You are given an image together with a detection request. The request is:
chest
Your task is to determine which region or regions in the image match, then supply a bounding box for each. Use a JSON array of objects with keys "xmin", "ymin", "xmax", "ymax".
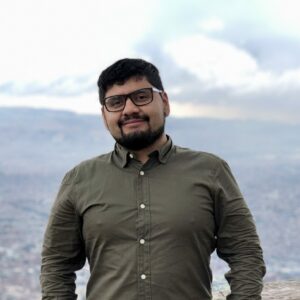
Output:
[{"xmin": 77, "ymin": 168, "xmax": 216, "ymax": 243}]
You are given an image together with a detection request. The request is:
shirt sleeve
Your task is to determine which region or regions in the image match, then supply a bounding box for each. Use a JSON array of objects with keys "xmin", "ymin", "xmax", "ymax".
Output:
[
  {"xmin": 213, "ymin": 159, "xmax": 266, "ymax": 300},
  {"xmin": 40, "ymin": 168, "xmax": 86, "ymax": 300}
]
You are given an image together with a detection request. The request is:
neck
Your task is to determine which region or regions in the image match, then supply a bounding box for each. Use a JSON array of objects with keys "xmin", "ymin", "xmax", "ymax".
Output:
[{"xmin": 132, "ymin": 134, "xmax": 168, "ymax": 164}]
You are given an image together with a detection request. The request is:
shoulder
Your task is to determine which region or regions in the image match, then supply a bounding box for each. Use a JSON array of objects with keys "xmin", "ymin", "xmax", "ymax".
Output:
[
  {"xmin": 167, "ymin": 144, "xmax": 229, "ymax": 179},
  {"xmin": 173, "ymin": 144, "xmax": 225, "ymax": 167},
  {"xmin": 61, "ymin": 152, "xmax": 113, "ymax": 185}
]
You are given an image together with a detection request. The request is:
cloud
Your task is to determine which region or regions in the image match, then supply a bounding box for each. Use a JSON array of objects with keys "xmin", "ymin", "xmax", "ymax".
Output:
[
  {"xmin": 0, "ymin": 92, "xmax": 101, "ymax": 115},
  {"xmin": 197, "ymin": 17, "xmax": 225, "ymax": 33},
  {"xmin": 244, "ymin": 37, "xmax": 300, "ymax": 72},
  {"xmin": 0, "ymin": 0, "xmax": 156, "ymax": 83},
  {"xmin": 164, "ymin": 35, "xmax": 259, "ymax": 88},
  {"xmin": 1, "ymin": 0, "xmax": 300, "ymax": 124},
  {"xmin": 160, "ymin": 34, "xmax": 300, "ymax": 123},
  {"xmin": 163, "ymin": 33, "xmax": 300, "ymax": 96},
  {"xmin": 145, "ymin": 1, "xmax": 300, "ymax": 73},
  {"xmin": 0, "ymin": 75, "xmax": 95, "ymax": 97}
]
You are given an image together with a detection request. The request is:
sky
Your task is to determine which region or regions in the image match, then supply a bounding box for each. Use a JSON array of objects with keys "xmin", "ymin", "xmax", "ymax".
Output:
[{"xmin": 1, "ymin": 0, "xmax": 300, "ymax": 123}]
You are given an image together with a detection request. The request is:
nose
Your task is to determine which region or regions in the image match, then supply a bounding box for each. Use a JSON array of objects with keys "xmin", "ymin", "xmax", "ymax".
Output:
[{"xmin": 122, "ymin": 97, "xmax": 140, "ymax": 114}]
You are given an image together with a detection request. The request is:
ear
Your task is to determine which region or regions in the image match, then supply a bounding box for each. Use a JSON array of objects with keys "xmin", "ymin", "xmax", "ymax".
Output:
[
  {"xmin": 101, "ymin": 106, "xmax": 109, "ymax": 130},
  {"xmin": 161, "ymin": 91, "xmax": 170, "ymax": 117}
]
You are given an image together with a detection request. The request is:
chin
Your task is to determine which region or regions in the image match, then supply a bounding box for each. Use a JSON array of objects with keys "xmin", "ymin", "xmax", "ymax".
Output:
[{"xmin": 115, "ymin": 124, "xmax": 165, "ymax": 151}]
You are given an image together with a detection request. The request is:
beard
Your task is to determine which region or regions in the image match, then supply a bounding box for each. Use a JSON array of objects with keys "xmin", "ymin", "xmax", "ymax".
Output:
[{"xmin": 115, "ymin": 115, "xmax": 165, "ymax": 151}]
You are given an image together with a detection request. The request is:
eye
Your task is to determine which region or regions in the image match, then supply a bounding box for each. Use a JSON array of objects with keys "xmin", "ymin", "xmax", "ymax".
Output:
[
  {"xmin": 137, "ymin": 93, "xmax": 147, "ymax": 100},
  {"xmin": 133, "ymin": 89, "xmax": 152, "ymax": 103},
  {"xmin": 107, "ymin": 96, "xmax": 123, "ymax": 108}
]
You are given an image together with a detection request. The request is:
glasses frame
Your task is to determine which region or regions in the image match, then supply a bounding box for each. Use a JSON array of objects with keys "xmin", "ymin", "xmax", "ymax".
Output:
[{"xmin": 103, "ymin": 87, "xmax": 162, "ymax": 112}]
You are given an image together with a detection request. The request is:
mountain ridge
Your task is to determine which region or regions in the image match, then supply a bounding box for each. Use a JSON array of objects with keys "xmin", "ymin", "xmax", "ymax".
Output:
[{"xmin": 1, "ymin": 107, "xmax": 299, "ymax": 299}]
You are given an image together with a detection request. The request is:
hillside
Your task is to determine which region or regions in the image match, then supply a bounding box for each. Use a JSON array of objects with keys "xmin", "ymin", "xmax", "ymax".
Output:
[{"xmin": 0, "ymin": 107, "xmax": 299, "ymax": 299}]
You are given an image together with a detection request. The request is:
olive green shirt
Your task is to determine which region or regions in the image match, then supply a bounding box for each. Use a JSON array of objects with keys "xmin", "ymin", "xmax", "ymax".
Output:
[{"xmin": 40, "ymin": 137, "xmax": 265, "ymax": 300}]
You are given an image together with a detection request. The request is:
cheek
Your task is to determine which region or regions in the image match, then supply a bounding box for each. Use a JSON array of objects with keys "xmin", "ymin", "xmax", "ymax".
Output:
[
  {"xmin": 150, "ymin": 110, "xmax": 165, "ymax": 126},
  {"xmin": 105, "ymin": 115, "xmax": 121, "ymax": 134}
]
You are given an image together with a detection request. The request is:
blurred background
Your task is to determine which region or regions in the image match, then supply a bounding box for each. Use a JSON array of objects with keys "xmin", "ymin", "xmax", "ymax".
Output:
[{"xmin": 0, "ymin": 0, "xmax": 299, "ymax": 299}]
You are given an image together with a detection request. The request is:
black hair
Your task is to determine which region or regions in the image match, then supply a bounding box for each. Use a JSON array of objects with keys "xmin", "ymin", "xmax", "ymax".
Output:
[{"xmin": 97, "ymin": 58, "xmax": 164, "ymax": 104}]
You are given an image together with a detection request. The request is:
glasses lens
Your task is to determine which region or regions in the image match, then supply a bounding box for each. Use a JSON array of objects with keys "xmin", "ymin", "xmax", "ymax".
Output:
[
  {"xmin": 131, "ymin": 89, "xmax": 152, "ymax": 105},
  {"xmin": 105, "ymin": 96, "xmax": 125, "ymax": 111}
]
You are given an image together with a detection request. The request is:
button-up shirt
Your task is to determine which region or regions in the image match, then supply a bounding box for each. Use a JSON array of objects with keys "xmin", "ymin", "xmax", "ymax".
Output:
[{"xmin": 40, "ymin": 137, "xmax": 266, "ymax": 299}]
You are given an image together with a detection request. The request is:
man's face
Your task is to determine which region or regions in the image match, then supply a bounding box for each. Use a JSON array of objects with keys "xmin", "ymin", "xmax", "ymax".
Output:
[{"xmin": 101, "ymin": 76, "xmax": 170, "ymax": 150}]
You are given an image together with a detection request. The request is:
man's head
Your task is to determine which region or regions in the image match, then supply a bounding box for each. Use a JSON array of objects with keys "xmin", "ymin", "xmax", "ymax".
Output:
[
  {"xmin": 98, "ymin": 58, "xmax": 164, "ymax": 105},
  {"xmin": 98, "ymin": 58, "xmax": 170, "ymax": 151}
]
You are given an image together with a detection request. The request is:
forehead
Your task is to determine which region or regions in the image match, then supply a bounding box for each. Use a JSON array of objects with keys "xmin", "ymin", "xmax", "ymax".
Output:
[{"xmin": 105, "ymin": 76, "xmax": 152, "ymax": 97}]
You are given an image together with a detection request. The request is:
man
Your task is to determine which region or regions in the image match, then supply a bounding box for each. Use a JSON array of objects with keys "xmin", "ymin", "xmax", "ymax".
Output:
[{"xmin": 40, "ymin": 58, "xmax": 266, "ymax": 299}]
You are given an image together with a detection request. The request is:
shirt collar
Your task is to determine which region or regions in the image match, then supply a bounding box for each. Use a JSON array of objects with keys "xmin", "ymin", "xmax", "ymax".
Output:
[{"xmin": 113, "ymin": 135, "xmax": 174, "ymax": 168}]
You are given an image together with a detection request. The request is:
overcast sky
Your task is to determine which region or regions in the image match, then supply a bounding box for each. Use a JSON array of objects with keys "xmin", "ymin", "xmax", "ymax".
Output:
[{"xmin": 1, "ymin": 0, "xmax": 300, "ymax": 123}]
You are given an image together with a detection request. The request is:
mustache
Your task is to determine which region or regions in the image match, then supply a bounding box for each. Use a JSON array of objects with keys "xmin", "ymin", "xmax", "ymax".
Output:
[{"xmin": 118, "ymin": 114, "xmax": 150, "ymax": 126}]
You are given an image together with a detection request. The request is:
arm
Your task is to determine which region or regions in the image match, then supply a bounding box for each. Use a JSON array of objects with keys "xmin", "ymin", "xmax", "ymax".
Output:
[
  {"xmin": 214, "ymin": 160, "xmax": 266, "ymax": 300},
  {"xmin": 40, "ymin": 168, "xmax": 86, "ymax": 300}
]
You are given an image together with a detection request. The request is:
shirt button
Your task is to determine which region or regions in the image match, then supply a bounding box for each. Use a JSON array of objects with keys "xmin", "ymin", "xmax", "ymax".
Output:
[
  {"xmin": 139, "ymin": 170, "xmax": 145, "ymax": 176},
  {"xmin": 139, "ymin": 238, "xmax": 145, "ymax": 244},
  {"xmin": 140, "ymin": 203, "xmax": 146, "ymax": 209},
  {"xmin": 141, "ymin": 274, "xmax": 146, "ymax": 280}
]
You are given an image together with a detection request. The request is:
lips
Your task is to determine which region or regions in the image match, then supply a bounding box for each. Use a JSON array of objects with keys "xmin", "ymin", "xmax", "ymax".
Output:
[
  {"xmin": 119, "ymin": 115, "xmax": 149, "ymax": 127},
  {"xmin": 122, "ymin": 118, "xmax": 145, "ymax": 126}
]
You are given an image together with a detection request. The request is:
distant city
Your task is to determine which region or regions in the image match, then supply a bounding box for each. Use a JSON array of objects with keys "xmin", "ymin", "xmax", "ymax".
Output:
[{"xmin": 1, "ymin": 107, "xmax": 299, "ymax": 299}]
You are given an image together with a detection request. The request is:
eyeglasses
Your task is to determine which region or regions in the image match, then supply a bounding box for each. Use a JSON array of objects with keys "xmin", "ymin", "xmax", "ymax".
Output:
[{"xmin": 103, "ymin": 87, "xmax": 162, "ymax": 112}]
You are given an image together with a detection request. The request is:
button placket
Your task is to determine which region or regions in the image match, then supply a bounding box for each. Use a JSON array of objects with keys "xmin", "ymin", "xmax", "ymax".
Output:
[{"xmin": 136, "ymin": 169, "xmax": 151, "ymax": 299}]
